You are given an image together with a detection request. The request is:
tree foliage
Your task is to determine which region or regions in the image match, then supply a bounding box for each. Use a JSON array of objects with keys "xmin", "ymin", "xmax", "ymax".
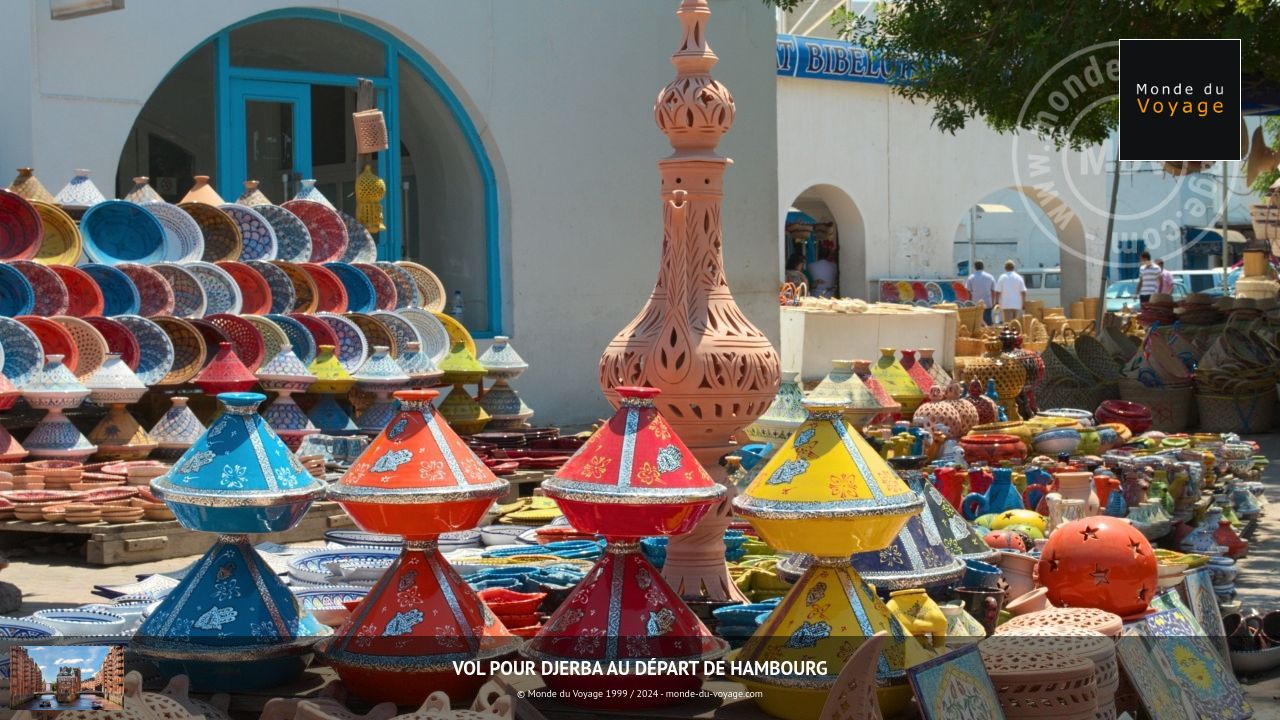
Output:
[{"xmin": 766, "ymin": 0, "xmax": 1280, "ymax": 150}]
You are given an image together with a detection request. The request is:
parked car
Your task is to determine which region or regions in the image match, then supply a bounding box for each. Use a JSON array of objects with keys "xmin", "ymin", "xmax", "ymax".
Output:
[
  {"xmin": 1104, "ymin": 279, "xmax": 1189, "ymax": 312},
  {"xmin": 1022, "ymin": 267, "xmax": 1062, "ymax": 306}
]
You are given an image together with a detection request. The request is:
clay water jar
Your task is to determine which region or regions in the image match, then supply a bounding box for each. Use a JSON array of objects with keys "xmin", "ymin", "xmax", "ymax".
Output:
[{"xmin": 998, "ymin": 551, "xmax": 1039, "ymax": 600}]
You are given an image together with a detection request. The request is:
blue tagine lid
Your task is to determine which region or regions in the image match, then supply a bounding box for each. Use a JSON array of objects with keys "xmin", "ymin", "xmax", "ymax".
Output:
[
  {"xmin": 151, "ymin": 392, "xmax": 325, "ymax": 534},
  {"xmin": 352, "ymin": 346, "xmax": 409, "ymax": 388},
  {"xmin": 133, "ymin": 535, "xmax": 329, "ymax": 663}
]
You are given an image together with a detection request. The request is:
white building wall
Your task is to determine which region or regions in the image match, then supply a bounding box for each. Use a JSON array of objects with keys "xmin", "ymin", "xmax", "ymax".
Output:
[{"xmin": 0, "ymin": 0, "xmax": 779, "ymax": 428}]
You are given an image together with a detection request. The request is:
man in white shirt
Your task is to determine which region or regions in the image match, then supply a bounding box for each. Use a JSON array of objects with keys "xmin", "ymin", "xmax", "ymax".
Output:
[
  {"xmin": 995, "ymin": 260, "xmax": 1027, "ymax": 321},
  {"xmin": 965, "ymin": 261, "xmax": 996, "ymax": 325},
  {"xmin": 1136, "ymin": 251, "xmax": 1162, "ymax": 304},
  {"xmin": 807, "ymin": 247, "xmax": 837, "ymax": 298}
]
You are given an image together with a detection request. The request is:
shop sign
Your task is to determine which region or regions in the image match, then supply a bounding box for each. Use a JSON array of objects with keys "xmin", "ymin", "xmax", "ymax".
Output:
[{"xmin": 776, "ymin": 34, "xmax": 914, "ymax": 85}]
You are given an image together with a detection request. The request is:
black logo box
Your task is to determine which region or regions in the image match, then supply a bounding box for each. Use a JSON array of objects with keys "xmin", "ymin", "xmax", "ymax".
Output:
[{"xmin": 1119, "ymin": 38, "xmax": 1241, "ymax": 161}]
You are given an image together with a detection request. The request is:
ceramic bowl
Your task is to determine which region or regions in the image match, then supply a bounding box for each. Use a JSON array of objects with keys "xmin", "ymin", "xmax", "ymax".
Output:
[
  {"xmin": 1037, "ymin": 408, "xmax": 1095, "ymax": 427},
  {"xmin": 353, "ymin": 263, "xmax": 398, "ymax": 311},
  {"xmin": 254, "ymin": 204, "xmax": 312, "ymax": 263},
  {"xmin": 376, "ymin": 261, "xmax": 419, "ymax": 308},
  {"xmin": 81, "ymin": 264, "xmax": 141, "ymax": 317},
  {"xmin": 0, "ymin": 263, "xmax": 35, "ymax": 317},
  {"xmin": 338, "ymin": 210, "xmax": 377, "ymax": 263},
  {"xmin": 81, "ymin": 200, "xmax": 167, "ymax": 264},
  {"xmin": 301, "ymin": 263, "xmax": 349, "ymax": 313},
  {"xmin": 183, "ymin": 261, "xmax": 242, "ymax": 316},
  {"xmin": 219, "ymin": 203, "xmax": 278, "ymax": 261},
  {"xmin": 1032, "ymin": 428, "xmax": 1081, "ymax": 455},
  {"xmin": 266, "ymin": 313, "xmax": 318, "ymax": 365},
  {"xmin": 80, "ymin": 601, "xmax": 150, "ymax": 632},
  {"xmin": 152, "ymin": 262, "xmax": 207, "ymax": 318},
  {"xmin": 181, "ymin": 202, "xmax": 242, "ymax": 262},
  {"xmin": 10, "ymin": 260, "xmax": 68, "ymax": 316},
  {"xmin": 117, "ymin": 262, "xmax": 176, "ymax": 317},
  {"xmin": 31, "ymin": 200, "xmax": 82, "ymax": 266},
  {"xmin": 325, "ymin": 262, "xmax": 376, "ymax": 314},
  {"xmin": 481, "ymin": 524, "xmax": 534, "ymax": 547},
  {"xmin": 282, "ymin": 200, "xmax": 348, "ymax": 263},
  {"xmin": 50, "ymin": 265, "xmax": 104, "ymax": 317},
  {"xmin": 323, "ymin": 530, "xmax": 402, "ymax": 548},
  {"xmin": 291, "ymin": 584, "xmax": 369, "ymax": 627},
  {"xmin": 30, "ymin": 608, "xmax": 127, "ymax": 636},
  {"xmin": 1230, "ymin": 645, "xmax": 1280, "ymax": 675},
  {"xmin": 216, "ymin": 261, "xmax": 273, "ymax": 315},
  {"xmin": 0, "ymin": 189, "xmax": 44, "ymax": 261},
  {"xmin": 287, "ymin": 548, "xmax": 400, "ymax": 586},
  {"xmin": 139, "ymin": 201, "xmax": 204, "ymax": 263},
  {"xmin": 247, "ymin": 260, "xmax": 297, "ymax": 315}
]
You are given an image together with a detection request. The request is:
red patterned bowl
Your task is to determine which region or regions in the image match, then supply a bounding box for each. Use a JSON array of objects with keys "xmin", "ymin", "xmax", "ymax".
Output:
[
  {"xmin": 288, "ymin": 313, "xmax": 340, "ymax": 349},
  {"xmin": 0, "ymin": 189, "xmax": 43, "ymax": 261},
  {"xmin": 215, "ymin": 260, "xmax": 273, "ymax": 315},
  {"xmin": 83, "ymin": 317, "xmax": 141, "ymax": 370},
  {"xmin": 16, "ymin": 316, "xmax": 79, "ymax": 374},
  {"xmin": 270, "ymin": 260, "xmax": 319, "ymax": 313},
  {"xmin": 10, "ymin": 260, "xmax": 67, "ymax": 316},
  {"xmin": 300, "ymin": 262, "xmax": 348, "ymax": 313},
  {"xmin": 958, "ymin": 433, "xmax": 1028, "ymax": 465},
  {"xmin": 1094, "ymin": 400, "xmax": 1152, "ymax": 435},
  {"xmin": 50, "ymin": 265, "xmax": 104, "ymax": 318},
  {"xmin": 116, "ymin": 262, "xmax": 175, "ymax": 317},
  {"xmin": 204, "ymin": 313, "xmax": 266, "ymax": 372},
  {"xmin": 281, "ymin": 200, "xmax": 348, "ymax": 263},
  {"xmin": 352, "ymin": 262, "xmax": 398, "ymax": 311},
  {"xmin": 185, "ymin": 318, "xmax": 230, "ymax": 368}
]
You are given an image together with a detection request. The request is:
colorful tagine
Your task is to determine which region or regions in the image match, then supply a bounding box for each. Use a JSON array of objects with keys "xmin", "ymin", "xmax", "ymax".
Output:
[
  {"xmin": 870, "ymin": 348, "xmax": 925, "ymax": 417},
  {"xmin": 319, "ymin": 389, "xmax": 516, "ymax": 705},
  {"xmin": 733, "ymin": 399, "xmax": 927, "ymax": 720},
  {"xmin": 478, "ymin": 336, "xmax": 534, "ymax": 430},
  {"xmin": 306, "ymin": 345, "xmax": 358, "ymax": 435},
  {"xmin": 808, "ymin": 359, "xmax": 882, "ymax": 428},
  {"xmin": 149, "ymin": 396, "xmax": 205, "ymax": 462},
  {"xmin": 85, "ymin": 353, "xmax": 156, "ymax": 461},
  {"xmin": 527, "ymin": 387, "xmax": 729, "ymax": 708},
  {"xmin": 194, "ymin": 342, "xmax": 258, "ymax": 395},
  {"xmin": 745, "ymin": 370, "xmax": 806, "ymax": 445},
  {"xmin": 852, "ymin": 359, "xmax": 902, "ymax": 424},
  {"xmin": 135, "ymin": 392, "xmax": 328, "ymax": 691},
  {"xmin": 396, "ymin": 340, "xmax": 443, "ymax": 389},
  {"xmin": 23, "ymin": 354, "xmax": 96, "ymax": 461},
  {"xmin": 257, "ymin": 345, "xmax": 319, "ymax": 450},
  {"xmin": 437, "ymin": 341, "xmax": 490, "ymax": 434},
  {"xmin": 352, "ymin": 346, "xmax": 410, "ymax": 435}
]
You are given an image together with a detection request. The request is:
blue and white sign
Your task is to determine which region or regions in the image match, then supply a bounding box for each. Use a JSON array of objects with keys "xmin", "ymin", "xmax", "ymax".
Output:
[{"xmin": 776, "ymin": 34, "xmax": 915, "ymax": 85}]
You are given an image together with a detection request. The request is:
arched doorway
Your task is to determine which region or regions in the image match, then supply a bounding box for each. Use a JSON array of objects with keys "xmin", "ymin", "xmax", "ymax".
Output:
[
  {"xmin": 114, "ymin": 10, "xmax": 503, "ymax": 335},
  {"xmin": 783, "ymin": 184, "xmax": 866, "ymax": 298}
]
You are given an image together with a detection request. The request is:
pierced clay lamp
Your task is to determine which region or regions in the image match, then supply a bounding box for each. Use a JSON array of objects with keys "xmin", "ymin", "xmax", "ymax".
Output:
[
  {"xmin": 23, "ymin": 354, "xmax": 96, "ymax": 461},
  {"xmin": 257, "ymin": 345, "xmax": 318, "ymax": 450},
  {"xmin": 86, "ymin": 354, "xmax": 156, "ymax": 461},
  {"xmin": 733, "ymin": 399, "xmax": 927, "ymax": 720},
  {"xmin": 352, "ymin": 346, "xmax": 409, "ymax": 435},
  {"xmin": 136, "ymin": 392, "xmax": 328, "ymax": 691},
  {"xmin": 194, "ymin": 342, "xmax": 258, "ymax": 395},
  {"xmin": 306, "ymin": 345, "xmax": 358, "ymax": 435},
  {"xmin": 320, "ymin": 389, "xmax": 517, "ymax": 705},
  {"xmin": 526, "ymin": 386, "xmax": 729, "ymax": 708},
  {"xmin": 1036, "ymin": 515, "xmax": 1158, "ymax": 620}
]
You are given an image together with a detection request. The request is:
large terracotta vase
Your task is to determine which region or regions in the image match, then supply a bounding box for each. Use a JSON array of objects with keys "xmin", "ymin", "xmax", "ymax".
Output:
[{"xmin": 597, "ymin": 0, "xmax": 780, "ymax": 603}]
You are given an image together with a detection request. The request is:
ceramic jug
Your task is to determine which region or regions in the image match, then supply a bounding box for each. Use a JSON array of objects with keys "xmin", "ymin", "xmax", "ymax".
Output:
[
  {"xmin": 886, "ymin": 589, "xmax": 947, "ymax": 649},
  {"xmin": 1044, "ymin": 493, "xmax": 1066, "ymax": 533},
  {"xmin": 1103, "ymin": 479, "xmax": 1127, "ymax": 517},
  {"xmin": 962, "ymin": 467, "xmax": 1024, "ymax": 521},
  {"xmin": 932, "ymin": 467, "xmax": 964, "ymax": 512}
]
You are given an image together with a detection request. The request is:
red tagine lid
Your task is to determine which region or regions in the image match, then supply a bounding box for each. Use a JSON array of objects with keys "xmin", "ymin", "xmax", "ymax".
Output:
[
  {"xmin": 541, "ymin": 386, "xmax": 725, "ymax": 506},
  {"xmin": 192, "ymin": 342, "xmax": 258, "ymax": 395}
]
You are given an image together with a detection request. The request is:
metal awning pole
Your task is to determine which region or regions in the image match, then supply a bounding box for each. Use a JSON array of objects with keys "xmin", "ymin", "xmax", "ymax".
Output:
[
  {"xmin": 1222, "ymin": 164, "xmax": 1230, "ymax": 290},
  {"xmin": 1095, "ymin": 144, "xmax": 1122, "ymax": 330}
]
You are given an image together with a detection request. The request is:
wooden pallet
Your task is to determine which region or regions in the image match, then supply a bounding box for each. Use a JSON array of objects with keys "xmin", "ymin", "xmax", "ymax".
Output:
[{"xmin": 0, "ymin": 502, "xmax": 355, "ymax": 565}]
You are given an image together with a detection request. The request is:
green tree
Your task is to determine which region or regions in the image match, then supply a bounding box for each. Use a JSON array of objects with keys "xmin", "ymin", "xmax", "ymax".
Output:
[{"xmin": 767, "ymin": 0, "xmax": 1280, "ymax": 151}]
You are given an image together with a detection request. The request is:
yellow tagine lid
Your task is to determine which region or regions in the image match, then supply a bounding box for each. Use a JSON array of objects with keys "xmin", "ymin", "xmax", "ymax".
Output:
[
  {"xmin": 733, "ymin": 399, "xmax": 922, "ymax": 556},
  {"xmin": 870, "ymin": 348, "xmax": 925, "ymax": 411},
  {"xmin": 307, "ymin": 345, "xmax": 354, "ymax": 394}
]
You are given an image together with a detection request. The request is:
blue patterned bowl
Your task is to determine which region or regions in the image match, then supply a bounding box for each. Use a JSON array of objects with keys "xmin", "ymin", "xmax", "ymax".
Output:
[
  {"xmin": 266, "ymin": 313, "xmax": 317, "ymax": 365},
  {"xmin": 81, "ymin": 200, "xmax": 167, "ymax": 264},
  {"xmin": 0, "ymin": 263, "xmax": 35, "ymax": 317},
  {"xmin": 253, "ymin": 204, "xmax": 312, "ymax": 263},
  {"xmin": 0, "ymin": 316, "xmax": 43, "ymax": 387},
  {"xmin": 0, "ymin": 618, "xmax": 58, "ymax": 678},
  {"xmin": 292, "ymin": 584, "xmax": 369, "ymax": 626},
  {"xmin": 221, "ymin": 204, "xmax": 278, "ymax": 261},
  {"xmin": 248, "ymin": 260, "xmax": 297, "ymax": 314},
  {"xmin": 81, "ymin": 264, "xmax": 141, "ymax": 316},
  {"xmin": 1032, "ymin": 427, "xmax": 1082, "ymax": 455},
  {"xmin": 323, "ymin": 262, "xmax": 376, "ymax": 314}
]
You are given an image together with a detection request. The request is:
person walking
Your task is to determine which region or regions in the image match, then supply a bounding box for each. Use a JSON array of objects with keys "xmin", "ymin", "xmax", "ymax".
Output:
[
  {"xmin": 1136, "ymin": 252, "xmax": 1161, "ymax": 305},
  {"xmin": 1156, "ymin": 258, "xmax": 1174, "ymax": 295},
  {"xmin": 965, "ymin": 261, "xmax": 996, "ymax": 325},
  {"xmin": 995, "ymin": 260, "xmax": 1027, "ymax": 322}
]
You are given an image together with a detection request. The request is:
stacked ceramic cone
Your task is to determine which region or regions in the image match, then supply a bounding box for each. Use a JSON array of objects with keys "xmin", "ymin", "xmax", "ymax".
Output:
[
  {"xmin": 306, "ymin": 345, "xmax": 359, "ymax": 435},
  {"xmin": 133, "ymin": 392, "xmax": 328, "ymax": 691},
  {"xmin": 437, "ymin": 341, "xmax": 490, "ymax": 435},
  {"xmin": 319, "ymin": 389, "xmax": 517, "ymax": 705},
  {"xmin": 732, "ymin": 398, "xmax": 927, "ymax": 720},
  {"xmin": 351, "ymin": 346, "xmax": 410, "ymax": 435},
  {"xmin": 256, "ymin": 344, "xmax": 319, "ymax": 450},
  {"xmin": 526, "ymin": 387, "xmax": 729, "ymax": 709},
  {"xmin": 84, "ymin": 353, "xmax": 156, "ymax": 460},
  {"xmin": 477, "ymin": 336, "xmax": 534, "ymax": 430},
  {"xmin": 23, "ymin": 355, "xmax": 95, "ymax": 461}
]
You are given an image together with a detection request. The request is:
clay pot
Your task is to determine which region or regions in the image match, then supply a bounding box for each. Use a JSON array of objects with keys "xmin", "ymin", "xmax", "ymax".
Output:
[
  {"xmin": 998, "ymin": 551, "xmax": 1039, "ymax": 600},
  {"xmin": 953, "ymin": 587, "xmax": 1002, "ymax": 636},
  {"xmin": 958, "ymin": 434, "xmax": 1027, "ymax": 467},
  {"xmin": 1095, "ymin": 399, "xmax": 1152, "ymax": 434},
  {"xmin": 1005, "ymin": 587, "xmax": 1051, "ymax": 616}
]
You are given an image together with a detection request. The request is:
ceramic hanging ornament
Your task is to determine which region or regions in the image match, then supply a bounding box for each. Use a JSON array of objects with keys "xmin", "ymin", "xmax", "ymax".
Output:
[
  {"xmin": 355, "ymin": 165, "xmax": 385, "ymax": 234},
  {"xmin": 257, "ymin": 345, "xmax": 319, "ymax": 450},
  {"xmin": 352, "ymin": 346, "xmax": 410, "ymax": 435},
  {"xmin": 54, "ymin": 169, "xmax": 106, "ymax": 212},
  {"xmin": 732, "ymin": 399, "xmax": 928, "ymax": 720},
  {"xmin": 10, "ymin": 167, "xmax": 56, "ymax": 204},
  {"xmin": 597, "ymin": 0, "xmax": 781, "ymax": 605},
  {"xmin": 23, "ymin": 354, "xmax": 97, "ymax": 461},
  {"xmin": 125, "ymin": 177, "xmax": 164, "ymax": 204},
  {"xmin": 307, "ymin": 345, "xmax": 359, "ymax": 435},
  {"xmin": 396, "ymin": 341, "xmax": 443, "ymax": 389},
  {"xmin": 321, "ymin": 389, "xmax": 516, "ymax": 705},
  {"xmin": 477, "ymin": 336, "xmax": 532, "ymax": 430},
  {"xmin": 136, "ymin": 392, "xmax": 328, "ymax": 691},
  {"xmin": 180, "ymin": 175, "xmax": 226, "ymax": 205},
  {"xmin": 194, "ymin": 342, "xmax": 258, "ymax": 395},
  {"xmin": 238, "ymin": 180, "xmax": 272, "ymax": 206},
  {"xmin": 84, "ymin": 353, "xmax": 155, "ymax": 460},
  {"xmin": 807, "ymin": 360, "xmax": 883, "ymax": 428},
  {"xmin": 149, "ymin": 396, "xmax": 205, "ymax": 462},
  {"xmin": 527, "ymin": 386, "xmax": 729, "ymax": 708},
  {"xmin": 438, "ymin": 341, "xmax": 490, "ymax": 434},
  {"xmin": 745, "ymin": 370, "xmax": 806, "ymax": 446}
]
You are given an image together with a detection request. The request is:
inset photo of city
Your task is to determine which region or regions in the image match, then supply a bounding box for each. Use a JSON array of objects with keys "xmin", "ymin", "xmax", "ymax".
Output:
[{"xmin": 7, "ymin": 645, "xmax": 125, "ymax": 713}]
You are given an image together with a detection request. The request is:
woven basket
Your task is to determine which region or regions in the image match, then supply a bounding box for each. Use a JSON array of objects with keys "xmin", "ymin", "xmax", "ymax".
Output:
[
  {"xmin": 1118, "ymin": 378, "xmax": 1194, "ymax": 432},
  {"xmin": 353, "ymin": 109, "xmax": 390, "ymax": 154},
  {"xmin": 956, "ymin": 326, "xmax": 993, "ymax": 356},
  {"xmin": 1043, "ymin": 330, "xmax": 1096, "ymax": 385},
  {"xmin": 957, "ymin": 305, "xmax": 984, "ymax": 331},
  {"xmin": 1075, "ymin": 334, "xmax": 1123, "ymax": 381},
  {"xmin": 1195, "ymin": 391, "xmax": 1277, "ymax": 434},
  {"xmin": 1038, "ymin": 377, "xmax": 1114, "ymax": 412}
]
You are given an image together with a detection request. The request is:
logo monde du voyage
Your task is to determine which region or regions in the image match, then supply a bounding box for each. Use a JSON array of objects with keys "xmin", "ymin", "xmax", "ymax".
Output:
[
  {"xmin": 1133, "ymin": 81, "xmax": 1228, "ymax": 119},
  {"xmin": 1119, "ymin": 39, "xmax": 1240, "ymax": 161}
]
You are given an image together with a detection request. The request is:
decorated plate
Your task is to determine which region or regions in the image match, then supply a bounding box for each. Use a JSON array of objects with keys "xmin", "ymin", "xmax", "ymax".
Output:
[
  {"xmin": 0, "ymin": 188, "xmax": 43, "ymax": 261},
  {"xmin": 315, "ymin": 312, "xmax": 368, "ymax": 373},
  {"xmin": 0, "ymin": 316, "xmax": 43, "ymax": 386},
  {"xmin": 49, "ymin": 266, "xmax": 102, "ymax": 318},
  {"xmin": 81, "ymin": 264, "xmax": 140, "ymax": 317},
  {"xmin": 242, "ymin": 315, "xmax": 290, "ymax": 368},
  {"xmin": 395, "ymin": 261, "xmax": 446, "ymax": 312},
  {"xmin": 140, "ymin": 201, "xmax": 203, "ymax": 263},
  {"xmin": 282, "ymin": 199, "xmax": 348, "ymax": 263},
  {"xmin": 396, "ymin": 308, "xmax": 451, "ymax": 364},
  {"xmin": 375, "ymin": 261, "xmax": 419, "ymax": 309},
  {"xmin": 0, "ymin": 263, "xmax": 35, "ymax": 317},
  {"xmin": 80, "ymin": 200, "xmax": 167, "ymax": 264},
  {"xmin": 215, "ymin": 260, "xmax": 272, "ymax": 315},
  {"xmin": 287, "ymin": 548, "xmax": 399, "ymax": 586},
  {"xmin": 10, "ymin": 260, "xmax": 68, "ymax": 317},
  {"xmin": 246, "ymin": 259, "xmax": 296, "ymax": 315},
  {"xmin": 116, "ymin": 262, "xmax": 175, "ymax": 317},
  {"xmin": 185, "ymin": 318, "xmax": 229, "ymax": 368},
  {"xmin": 205, "ymin": 313, "xmax": 267, "ymax": 372},
  {"xmin": 338, "ymin": 209, "xmax": 377, "ymax": 264},
  {"xmin": 300, "ymin": 262, "xmax": 348, "ymax": 313},
  {"xmin": 83, "ymin": 317, "xmax": 140, "ymax": 371},
  {"xmin": 219, "ymin": 203, "xmax": 277, "ymax": 261},
  {"xmin": 323, "ymin": 262, "xmax": 376, "ymax": 314},
  {"xmin": 253, "ymin": 204, "xmax": 311, "ymax": 263},
  {"xmin": 352, "ymin": 263, "xmax": 397, "ymax": 311},
  {"xmin": 113, "ymin": 315, "xmax": 175, "ymax": 385},
  {"xmin": 432, "ymin": 310, "xmax": 477, "ymax": 358},
  {"xmin": 16, "ymin": 316, "xmax": 77, "ymax": 377},
  {"xmin": 151, "ymin": 317, "xmax": 206, "ymax": 386},
  {"xmin": 287, "ymin": 313, "xmax": 340, "ymax": 355},
  {"xmin": 343, "ymin": 313, "xmax": 395, "ymax": 356},
  {"xmin": 181, "ymin": 202, "xmax": 242, "ymax": 262},
  {"xmin": 265, "ymin": 313, "xmax": 317, "ymax": 366},
  {"xmin": 31, "ymin": 200, "xmax": 81, "ymax": 266},
  {"xmin": 151, "ymin": 263, "xmax": 206, "ymax": 319},
  {"xmin": 271, "ymin": 260, "xmax": 319, "ymax": 313},
  {"xmin": 183, "ymin": 261, "xmax": 242, "ymax": 316},
  {"xmin": 49, "ymin": 316, "xmax": 108, "ymax": 381},
  {"xmin": 369, "ymin": 310, "xmax": 422, "ymax": 357}
]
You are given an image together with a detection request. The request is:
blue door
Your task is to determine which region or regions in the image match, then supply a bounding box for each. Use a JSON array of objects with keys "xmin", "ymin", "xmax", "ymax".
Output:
[{"xmin": 228, "ymin": 79, "xmax": 312, "ymax": 204}]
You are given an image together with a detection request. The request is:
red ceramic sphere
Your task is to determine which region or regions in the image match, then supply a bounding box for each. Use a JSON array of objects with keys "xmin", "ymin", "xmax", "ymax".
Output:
[
  {"xmin": 1037, "ymin": 516, "xmax": 1157, "ymax": 619},
  {"xmin": 983, "ymin": 529, "xmax": 1028, "ymax": 553}
]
